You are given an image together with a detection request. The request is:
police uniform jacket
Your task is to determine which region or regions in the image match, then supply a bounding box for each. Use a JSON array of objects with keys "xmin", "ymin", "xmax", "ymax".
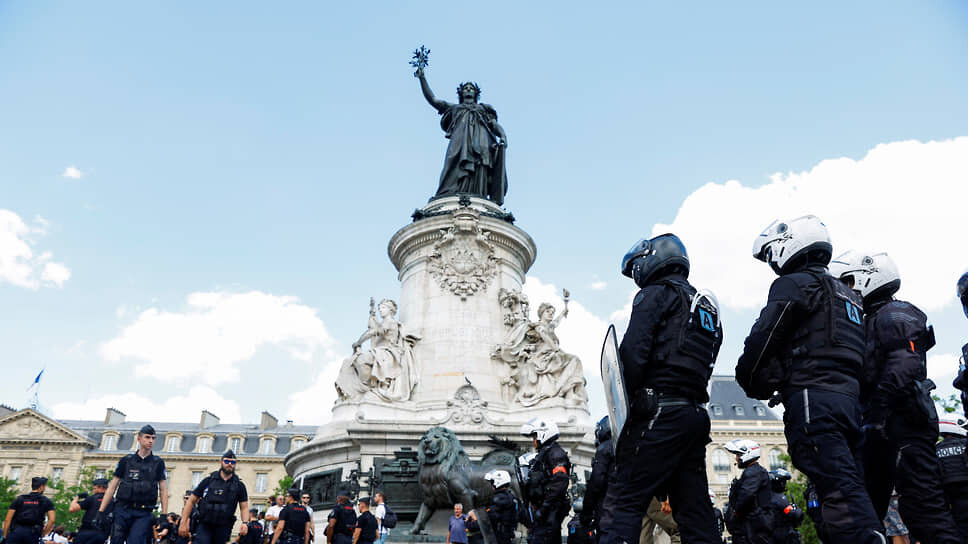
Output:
[
  {"xmin": 114, "ymin": 452, "xmax": 166, "ymax": 508},
  {"xmin": 737, "ymin": 265, "xmax": 865, "ymax": 400},
  {"xmin": 726, "ymin": 464, "xmax": 773, "ymax": 540},
  {"xmin": 863, "ymin": 296, "xmax": 936, "ymax": 428},
  {"xmin": 487, "ymin": 487, "xmax": 519, "ymax": 541},
  {"xmin": 526, "ymin": 440, "xmax": 571, "ymax": 515},
  {"xmin": 937, "ymin": 435, "xmax": 968, "ymax": 486},
  {"xmin": 192, "ymin": 471, "xmax": 248, "ymax": 526},
  {"xmin": 78, "ymin": 493, "xmax": 109, "ymax": 530},
  {"xmin": 328, "ymin": 502, "xmax": 358, "ymax": 536},
  {"xmin": 579, "ymin": 438, "xmax": 612, "ymax": 528},
  {"xmin": 620, "ymin": 270, "xmax": 722, "ymax": 403},
  {"xmin": 9, "ymin": 492, "xmax": 54, "ymax": 529}
]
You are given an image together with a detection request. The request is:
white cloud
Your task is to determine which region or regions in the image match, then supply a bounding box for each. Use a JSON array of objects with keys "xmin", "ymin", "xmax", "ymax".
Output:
[
  {"xmin": 928, "ymin": 352, "xmax": 962, "ymax": 404},
  {"xmin": 524, "ymin": 276, "xmax": 610, "ymax": 419},
  {"xmin": 0, "ymin": 210, "xmax": 71, "ymax": 289},
  {"xmin": 286, "ymin": 358, "xmax": 344, "ymax": 425},
  {"xmin": 62, "ymin": 166, "xmax": 82, "ymax": 179},
  {"xmin": 654, "ymin": 137, "xmax": 968, "ymax": 312},
  {"xmin": 101, "ymin": 291, "xmax": 335, "ymax": 385},
  {"xmin": 51, "ymin": 386, "xmax": 242, "ymax": 423},
  {"xmin": 590, "ymin": 280, "xmax": 607, "ymax": 291}
]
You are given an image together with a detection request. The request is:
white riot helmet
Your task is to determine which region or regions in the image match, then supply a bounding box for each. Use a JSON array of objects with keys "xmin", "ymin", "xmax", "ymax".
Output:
[
  {"xmin": 520, "ymin": 417, "xmax": 560, "ymax": 447},
  {"xmin": 484, "ymin": 469, "xmax": 512, "ymax": 489},
  {"xmin": 752, "ymin": 215, "xmax": 832, "ymax": 275},
  {"xmin": 939, "ymin": 415, "xmax": 968, "ymax": 437},
  {"xmin": 829, "ymin": 250, "xmax": 900, "ymax": 301},
  {"xmin": 724, "ymin": 438, "xmax": 762, "ymax": 468}
]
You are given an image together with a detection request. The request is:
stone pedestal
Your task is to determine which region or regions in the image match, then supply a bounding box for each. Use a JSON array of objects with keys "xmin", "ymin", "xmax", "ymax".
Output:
[{"xmin": 287, "ymin": 196, "xmax": 594, "ymax": 539}]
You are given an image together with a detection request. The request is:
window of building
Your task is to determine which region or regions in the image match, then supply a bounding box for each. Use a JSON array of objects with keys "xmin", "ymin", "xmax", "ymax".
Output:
[
  {"xmin": 191, "ymin": 471, "xmax": 204, "ymax": 488},
  {"xmin": 261, "ymin": 439, "xmax": 275, "ymax": 455},
  {"xmin": 712, "ymin": 449, "xmax": 731, "ymax": 472},
  {"xmin": 710, "ymin": 404, "xmax": 723, "ymax": 416},
  {"xmin": 9, "ymin": 466, "xmax": 22, "ymax": 483},
  {"xmin": 166, "ymin": 436, "xmax": 181, "ymax": 452},
  {"xmin": 255, "ymin": 473, "xmax": 268, "ymax": 493},
  {"xmin": 164, "ymin": 470, "xmax": 171, "ymax": 481},
  {"xmin": 197, "ymin": 437, "xmax": 212, "ymax": 454},
  {"xmin": 230, "ymin": 438, "xmax": 242, "ymax": 453},
  {"xmin": 292, "ymin": 438, "xmax": 306, "ymax": 451},
  {"xmin": 769, "ymin": 448, "xmax": 784, "ymax": 470},
  {"xmin": 732, "ymin": 405, "xmax": 745, "ymax": 416},
  {"xmin": 754, "ymin": 405, "xmax": 766, "ymax": 416},
  {"xmin": 51, "ymin": 467, "xmax": 64, "ymax": 482},
  {"xmin": 102, "ymin": 434, "xmax": 118, "ymax": 451},
  {"xmin": 94, "ymin": 469, "xmax": 106, "ymax": 480}
]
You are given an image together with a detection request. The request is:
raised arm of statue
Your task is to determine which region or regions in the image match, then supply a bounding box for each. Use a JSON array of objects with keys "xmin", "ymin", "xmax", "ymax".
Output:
[{"xmin": 416, "ymin": 68, "xmax": 449, "ymax": 112}]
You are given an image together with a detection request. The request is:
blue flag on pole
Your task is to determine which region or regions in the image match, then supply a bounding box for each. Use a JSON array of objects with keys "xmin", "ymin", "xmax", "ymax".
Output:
[{"xmin": 27, "ymin": 369, "xmax": 44, "ymax": 391}]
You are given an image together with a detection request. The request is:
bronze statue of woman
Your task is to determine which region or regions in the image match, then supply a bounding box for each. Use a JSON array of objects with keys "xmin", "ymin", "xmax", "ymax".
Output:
[{"xmin": 415, "ymin": 67, "xmax": 508, "ymax": 206}]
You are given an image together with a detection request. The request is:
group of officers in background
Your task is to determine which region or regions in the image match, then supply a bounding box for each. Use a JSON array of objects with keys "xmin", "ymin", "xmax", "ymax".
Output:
[{"xmin": 7, "ymin": 214, "xmax": 968, "ymax": 544}]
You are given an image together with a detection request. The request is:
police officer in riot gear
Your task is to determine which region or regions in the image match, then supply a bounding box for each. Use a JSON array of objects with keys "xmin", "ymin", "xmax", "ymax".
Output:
[
  {"xmin": 519, "ymin": 418, "xmax": 571, "ymax": 544},
  {"xmin": 3, "ymin": 477, "xmax": 55, "ymax": 544},
  {"xmin": 599, "ymin": 233, "xmax": 723, "ymax": 544},
  {"xmin": 952, "ymin": 273, "xmax": 968, "ymax": 418},
  {"xmin": 484, "ymin": 470, "xmax": 520, "ymax": 544},
  {"xmin": 179, "ymin": 450, "xmax": 251, "ymax": 544},
  {"xmin": 325, "ymin": 492, "xmax": 357, "ymax": 544},
  {"xmin": 767, "ymin": 470, "xmax": 802, "ymax": 544},
  {"xmin": 566, "ymin": 502, "xmax": 590, "ymax": 544},
  {"xmin": 70, "ymin": 478, "xmax": 111, "ymax": 544},
  {"xmin": 579, "ymin": 417, "xmax": 612, "ymax": 540},
  {"xmin": 736, "ymin": 216, "xmax": 885, "ymax": 544},
  {"xmin": 936, "ymin": 415, "xmax": 968, "ymax": 539},
  {"xmin": 723, "ymin": 440, "xmax": 771, "ymax": 544},
  {"xmin": 100, "ymin": 425, "xmax": 168, "ymax": 544},
  {"xmin": 830, "ymin": 250, "xmax": 960, "ymax": 543},
  {"xmin": 273, "ymin": 489, "xmax": 312, "ymax": 544}
]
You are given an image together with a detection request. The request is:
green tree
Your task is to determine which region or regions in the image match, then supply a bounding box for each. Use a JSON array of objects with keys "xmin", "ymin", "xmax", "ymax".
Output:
[
  {"xmin": 48, "ymin": 467, "xmax": 115, "ymax": 532},
  {"xmin": 273, "ymin": 476, "xmax": 295, "ymax": 498},
  {"xmin": 0, "ymin": 476, "xmax": 18, "ymax": 512},
  {"xmin": 933, "ymin": 393, "xmax": 962, "ymax": 414}
]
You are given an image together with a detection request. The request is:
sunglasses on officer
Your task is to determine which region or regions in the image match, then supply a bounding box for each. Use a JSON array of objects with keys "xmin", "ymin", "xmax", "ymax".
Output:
[{"xmin": 222, "ymin": 459, "xmax": 237, "ymax": 465}]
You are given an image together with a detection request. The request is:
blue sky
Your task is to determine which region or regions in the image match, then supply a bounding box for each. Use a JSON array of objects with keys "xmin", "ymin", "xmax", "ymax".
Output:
[{"xmin": 2, "ymin": 2, "xmax": 967, "ymax": 425}]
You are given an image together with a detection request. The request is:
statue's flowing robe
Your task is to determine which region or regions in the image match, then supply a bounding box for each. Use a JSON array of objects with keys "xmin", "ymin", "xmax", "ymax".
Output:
[{"xmin": 434, "ymin": 102, "xmax": 507, "ymax": 205}]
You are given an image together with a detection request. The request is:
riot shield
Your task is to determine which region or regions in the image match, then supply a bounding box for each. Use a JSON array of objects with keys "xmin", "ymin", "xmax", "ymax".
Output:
[
  {"xmin": 515, "ymin": 452, "xmax": 536, "ymax": 527},
  {"xmin": 600, "ymin": 324, "xmax": 628, "ymax": 456}
]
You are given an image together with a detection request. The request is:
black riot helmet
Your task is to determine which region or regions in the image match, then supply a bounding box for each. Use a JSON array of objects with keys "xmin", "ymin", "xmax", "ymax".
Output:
[
  {"xmin": 621, "ymin": 233, "xmax": 690, "ymax": 288},
  {"xmin": 769, "ymin": 468, "xmax": 792, "ymax": 493},
  {"xmin": 958, "ymin": 272, "xmax": 968, "ymax": 319},
  {"xmin": 594, "ymin": 416, "xmax": 611, "ymax": 446}
]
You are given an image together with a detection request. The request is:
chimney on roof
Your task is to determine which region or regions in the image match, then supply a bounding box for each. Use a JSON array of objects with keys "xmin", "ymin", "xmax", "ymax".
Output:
[
  {"xmin": 285, "ymin": 420, "xmax": 293, "ymax": 428},
  {"xmin": 104, "ymin": 408, "xmax": 126, "ymax": 426},
  {"xmin": 260, "ymin": 411, "xmax": 278, "ymax": 430},
  {"xmin": 200, "ymin": 410, "xmax": 220, "ymax": 429}
]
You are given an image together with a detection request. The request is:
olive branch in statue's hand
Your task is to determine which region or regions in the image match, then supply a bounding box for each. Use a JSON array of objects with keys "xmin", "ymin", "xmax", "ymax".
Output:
[{"xmin": 410, "ymin": 45, "xmax": 430, "ymax": 77}]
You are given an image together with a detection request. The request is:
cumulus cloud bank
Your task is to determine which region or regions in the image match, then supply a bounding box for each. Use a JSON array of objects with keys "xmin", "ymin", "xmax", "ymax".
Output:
[
  {"xmin": 51, "ymin": 386, "xmax": 242, "ymax": 423},
  {"xmin": 654, "ymin": 138, "xmax": 968, "ymax": 312},
  {"xmin": 0, "ymin": 210, "xmax": 71, "ymax": 288},
  {"xmin": 101, "ymin": 291, "xmax": 334, "ymax": 385}
]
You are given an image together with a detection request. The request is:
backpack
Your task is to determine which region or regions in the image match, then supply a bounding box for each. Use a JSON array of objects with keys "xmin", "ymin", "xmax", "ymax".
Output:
[{"xmin": 381, "ymin": 504, "xmax": 397, "ymax": 529}]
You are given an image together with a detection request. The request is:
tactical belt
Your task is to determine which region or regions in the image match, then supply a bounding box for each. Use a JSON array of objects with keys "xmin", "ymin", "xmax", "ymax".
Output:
[
  {"xmin": 656, "ymin": 395, "xmax": 694, "ymax": 407},
  {"xmin": 119, "ymin": 502, "xmax": 154, "ymax": 512}
]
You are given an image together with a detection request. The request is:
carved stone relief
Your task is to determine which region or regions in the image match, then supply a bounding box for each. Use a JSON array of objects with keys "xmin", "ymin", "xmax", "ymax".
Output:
[
  {"xmin": 427, "ymin": 210, "xmax": 497, "ymax": 300},
  {"xmin": 445, "ymin": 382, "xmax": 488, "ymax": 425}
]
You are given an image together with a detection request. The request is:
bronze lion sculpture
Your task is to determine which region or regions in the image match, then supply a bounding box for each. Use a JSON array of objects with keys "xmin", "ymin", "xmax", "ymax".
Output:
[{"xmin": 410, "ymin": 426, "xmax": 520, "ymax": 535}]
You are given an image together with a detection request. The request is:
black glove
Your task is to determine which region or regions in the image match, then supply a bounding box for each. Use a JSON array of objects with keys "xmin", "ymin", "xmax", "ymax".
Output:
[{"xmin": 94, "ymin": 512, "xmax": 108, "ymax": 532}]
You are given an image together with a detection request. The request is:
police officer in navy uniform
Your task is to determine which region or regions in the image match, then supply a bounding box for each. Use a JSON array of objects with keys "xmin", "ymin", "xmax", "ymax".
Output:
[
  {"xmin": 952, "ymin": 273, "xmax": 968, "ymax": 418},
  {"xmin": 519, "ymin": 418, "xmax": 571, "ymax": 544},
  {"xmin": 736, "ymin": 216, "xmax": 885, "ymax": 544},
  {"xmin": 3, "ymin": 477, "xmax": 55, "ymax": 544},
  {"xmin": 325, "ymin": 492, "xmax": 357, "ymax": 544},
  {"xmin": 99, "ymin": 424, "xmax": 168, "ymax": 544},
  {"xmin": 829, "ymin": 250, "xmax": 959, "ymax": 543},
  {"xmin": 936, "ymin": 415, "xmax": 968, "ymax": 539},
  {"xmin": 483, "ymin": 470, "xmax": 519, "ymax": 544},
  {"xmin": 578, "ymin": 417, "xmax": 612, "ymax": 541},
  {"xmin": 598, "ymin": 233, "xmax": 723, "ymax": 544},
  {"xmin": 272, "ymin": 490, "xmax": 312, "ymax": 544},
  {"xmin": 69, "ymin": 478, "xmax": 111, "ymax": 544},
  {"xmin": 179, "ymin": 451, "xmax": 251, "ymax": 544},
  {"xmin": 767, "ymin": 470, "xmax": 802, "ymax": 544},
  {"xmin": 240, "ymin": 509, "xmax": 263, "ymax": 544},
  {"xmin": 722, "ymin": 440, "xmax": 771, "ymax": 544}
]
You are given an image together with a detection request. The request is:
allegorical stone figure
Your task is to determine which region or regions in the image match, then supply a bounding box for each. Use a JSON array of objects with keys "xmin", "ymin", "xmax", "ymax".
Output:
[
  {"xmin": 415, "ymin": 66, "xmax": 508, "ymax": 205},
  {"xmin": 336, "ymin": 298, "xmax": 420, "ymax": 402},
  {"xmin": 492, "ymin": 289, "xmax": 587, "ymax": 407}
]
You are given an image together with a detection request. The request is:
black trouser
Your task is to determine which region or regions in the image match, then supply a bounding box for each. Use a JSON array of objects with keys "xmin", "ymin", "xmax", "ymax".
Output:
[
  {"xmin": 530, "ymin": 507, "xmax": 568, "ymax": 544},
  {"xmin": 194, "ymin": 523, "xmax": 234, "ymax": 544},
  {"xmin": 863, "ymin": 416, "xmax": 960, "ymax": 544},
  {"xmin": 598, "ymin": 402, "xmax": 719, "ymax": 544},
  {"xmin": 6, "ymin": 526, "xmax": 41, "ymax": 544},
  {"xmin": 942, "ymin": 482, "xmax": 968, "ymax": 540},
  {"xmin": 331, "ymin": 533, "xmax": 352, "ymax": 544},
  {"xmin": 782, "ymin": 389, "xmax": 884, "ymax": 544},
  {"xmin": 74, "ymin": 529, "xmax": 108, "ymax": 544}
]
